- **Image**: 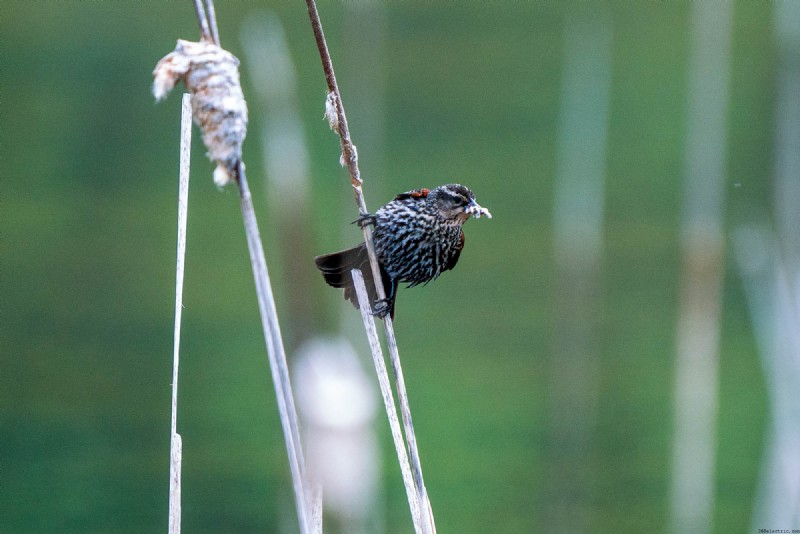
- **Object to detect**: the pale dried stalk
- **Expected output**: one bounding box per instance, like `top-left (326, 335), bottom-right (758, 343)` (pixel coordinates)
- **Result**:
top-left (305, 1), bottom-right (434, 532)
top-left (203, 0), bottom-right (220, 47)
top-left (173, 3), bottom-right (313, 532)
top-left (168, 93), bottom-right (193, 534)
top-left (352, 269), bottom-right (422, 530)
top-left (236, 163), bottom-right (312, 534)
top-left (192, 0), bottom-right (212, 43)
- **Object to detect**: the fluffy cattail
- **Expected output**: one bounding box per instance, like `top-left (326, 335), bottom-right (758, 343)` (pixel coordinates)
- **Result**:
top-left (153, 39), bottom-right (248, 187)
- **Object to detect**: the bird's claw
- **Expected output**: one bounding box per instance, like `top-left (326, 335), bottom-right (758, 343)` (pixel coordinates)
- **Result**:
top-left (371, 298), bottom-right (391, 318)
top-left (353, 213), bottom-right (377, 228)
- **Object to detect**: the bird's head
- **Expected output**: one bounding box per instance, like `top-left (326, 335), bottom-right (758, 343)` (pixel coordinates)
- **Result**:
top-left (429, 184), bottom-right (492, 223)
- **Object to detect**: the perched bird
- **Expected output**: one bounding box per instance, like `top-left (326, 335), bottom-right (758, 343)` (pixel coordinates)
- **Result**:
top-left (314, 184), bottom-right (492, 319)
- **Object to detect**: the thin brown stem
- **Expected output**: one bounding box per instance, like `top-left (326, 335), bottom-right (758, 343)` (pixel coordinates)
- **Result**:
top-left (304, 1), bottom-right (435, 532)
top-left (304, 0), bottom-right (382, 305)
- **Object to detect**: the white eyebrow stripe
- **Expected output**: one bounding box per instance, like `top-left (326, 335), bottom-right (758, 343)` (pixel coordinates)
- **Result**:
top-left (441, 186), bottom-right (457, 196)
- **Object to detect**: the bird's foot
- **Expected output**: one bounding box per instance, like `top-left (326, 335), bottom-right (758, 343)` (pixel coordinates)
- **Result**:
top-left (371, 298), bottom-right (392, 318)
top-left (353, 213), bottom-right (377, 228)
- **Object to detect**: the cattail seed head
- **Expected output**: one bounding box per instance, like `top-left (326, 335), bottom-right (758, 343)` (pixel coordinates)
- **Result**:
top-left (153, 39), bottom-right (248, 186)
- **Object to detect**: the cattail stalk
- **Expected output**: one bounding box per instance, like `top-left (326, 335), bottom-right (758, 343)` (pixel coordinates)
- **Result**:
top-left (168, 93), bottom-right (193, 534)
top-left (351, 269), bottom-right (422, 530)
top-left (161, 3), bottom-right (315, 532)
top-left (305, 1), bottom-right (435, 532)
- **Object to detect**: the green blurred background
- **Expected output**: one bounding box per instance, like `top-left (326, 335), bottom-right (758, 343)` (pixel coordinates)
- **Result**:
top-left (3, 1), bottom-right (779, 532)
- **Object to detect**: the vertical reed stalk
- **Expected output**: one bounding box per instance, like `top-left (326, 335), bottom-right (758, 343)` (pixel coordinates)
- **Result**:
top-left (168, 93), bottom-right (193, 534)
top-left (351, 269), bottom-right (422, 530)
top-left (179, 3), bottom-right (314, 532)
top-left (235, 163), bottom-right (312, 534)
top-left (305, 1), bottom-right (435, 532)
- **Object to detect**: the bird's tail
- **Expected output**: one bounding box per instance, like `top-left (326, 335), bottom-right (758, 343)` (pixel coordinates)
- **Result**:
top-left (314, 243), bottom-right (396, 318)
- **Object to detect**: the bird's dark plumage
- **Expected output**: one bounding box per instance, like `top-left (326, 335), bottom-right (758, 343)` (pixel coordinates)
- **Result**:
top-left (314, 184), bottom-right (491, 318)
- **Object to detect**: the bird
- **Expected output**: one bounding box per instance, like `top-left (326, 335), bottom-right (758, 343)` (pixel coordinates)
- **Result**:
top-left (314, 183), bottom-right (492, 319)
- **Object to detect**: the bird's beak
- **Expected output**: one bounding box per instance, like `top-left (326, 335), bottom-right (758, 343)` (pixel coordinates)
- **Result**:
top-left (465, 199), bottom-right (492, 219)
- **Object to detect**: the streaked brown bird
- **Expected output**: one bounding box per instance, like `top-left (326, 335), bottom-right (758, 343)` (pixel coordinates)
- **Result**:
top-left (314, 184), bottom-right (492, 319)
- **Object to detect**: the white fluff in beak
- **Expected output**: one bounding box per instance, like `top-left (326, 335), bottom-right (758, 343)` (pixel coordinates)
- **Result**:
top-left (466, 199), bottom-right (492, 219)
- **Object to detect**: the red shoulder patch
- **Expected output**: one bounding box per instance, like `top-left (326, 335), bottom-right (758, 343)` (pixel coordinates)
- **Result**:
top-left (411, 188), bottom-right (430, 198)
top-left (395, 188), bottom-right (430, 201)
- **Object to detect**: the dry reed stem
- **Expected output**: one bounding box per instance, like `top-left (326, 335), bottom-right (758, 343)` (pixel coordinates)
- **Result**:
top-left (352, 269), bottom-right (422, 530)
top-left (203, 0), bottom-right (220, 47)
top-left (168, 93), bottom-right (193, 534)
top-left (192, 0), bottom-right (212, 43)
top-left (173, 3), bottom-right (313, 532)
top-left (305, 1), bottom-right (434, 532)
top-left (236, 163), bottom-right (312, 534)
